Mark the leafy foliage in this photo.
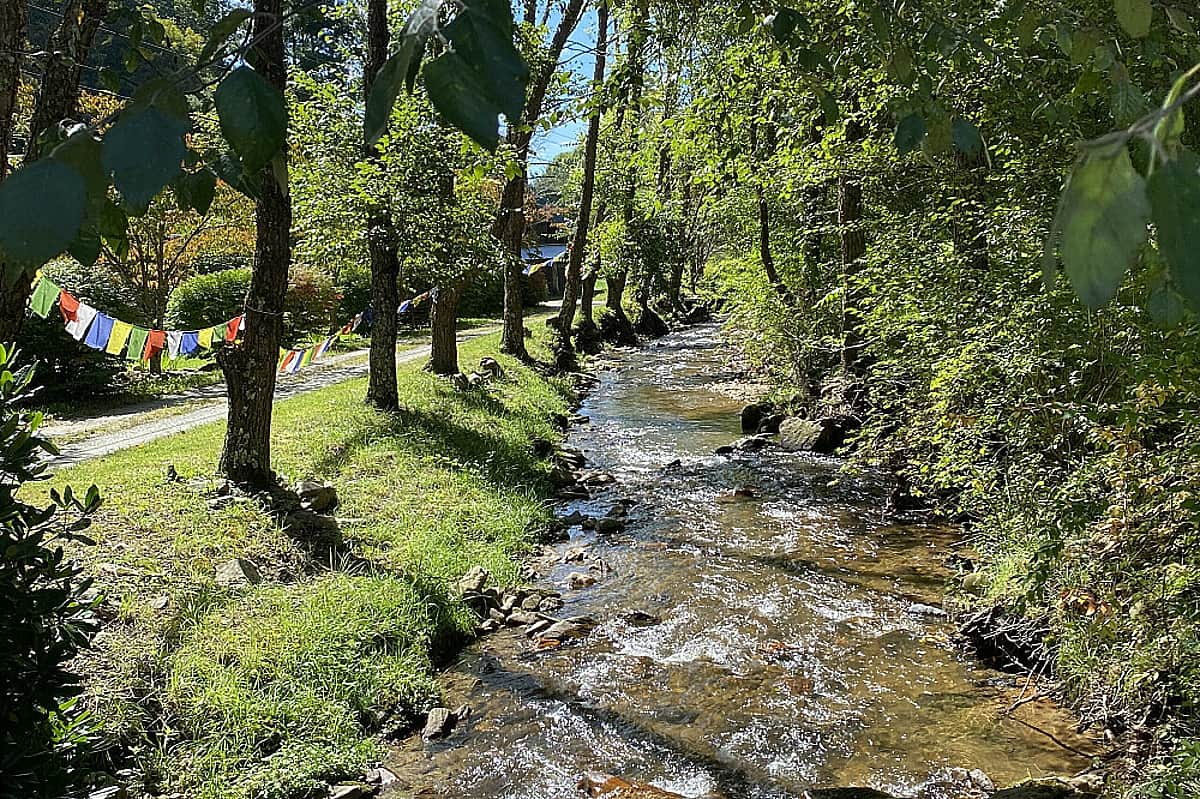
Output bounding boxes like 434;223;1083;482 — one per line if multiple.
0;345;102;798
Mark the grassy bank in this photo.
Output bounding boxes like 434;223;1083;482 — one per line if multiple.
45;332;572;799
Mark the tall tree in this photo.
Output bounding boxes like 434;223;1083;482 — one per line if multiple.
0;0;108;341
603;0;648;343
838;117;865;376
363;0;400;411
496;0;586;359
553;0;609;358
216;0;291;487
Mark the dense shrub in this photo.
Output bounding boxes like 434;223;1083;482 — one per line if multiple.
335;263;371;324
285;265;340;340
165;268;251;331
190;253;251;275
0;345;102;798
168;266;342;343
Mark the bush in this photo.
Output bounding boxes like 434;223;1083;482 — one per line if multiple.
190;253;251;275
0;345;102;797
165;268;251;331
23;259;144;400
335;263;371;325
168;267;340;344
285;265;340;340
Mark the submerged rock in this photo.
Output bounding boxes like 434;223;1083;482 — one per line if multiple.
740;402;774;434
421;707;457;741
578;772;685;797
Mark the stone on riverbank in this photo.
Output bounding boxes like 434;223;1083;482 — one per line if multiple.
778;417;851;454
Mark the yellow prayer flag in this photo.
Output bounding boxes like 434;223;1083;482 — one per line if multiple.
199;327;215;349
105;320;134;355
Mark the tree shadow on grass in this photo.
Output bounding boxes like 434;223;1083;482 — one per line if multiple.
308;393;553;492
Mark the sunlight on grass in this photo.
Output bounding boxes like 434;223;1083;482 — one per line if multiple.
47;331;572;799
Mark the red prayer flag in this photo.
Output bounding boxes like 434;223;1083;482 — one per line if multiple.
59;291;80;323
143;330;166;360
279;350;297;372
225;315;243;342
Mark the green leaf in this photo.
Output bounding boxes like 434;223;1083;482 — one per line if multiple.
68;225;102;267
1115;0;1152;38
1059;147;1150;308
365;44;422;148
97;198;129;244
1017;10;1040;49
0;160;87;270
1166;7;1196;35
424;51;502;151
173;167;217;215
102;105;189;212
951;118;984;160
1147;279;1189;325
49;130;108;209
198;9;252;65
1154;68;1194;148
210;151;259;199
1147;149;1200;310
894;113;927;154
215;66;287;174
443;1;529;123
771;9;799;44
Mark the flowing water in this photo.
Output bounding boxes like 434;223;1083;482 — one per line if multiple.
387;325;1098;798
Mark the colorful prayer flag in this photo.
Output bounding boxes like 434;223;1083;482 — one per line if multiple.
180;331;200;356
59;291;81;324
166;331;183;359
65;302;98;341
106;320;133;355
83;313;115;351
398;300;413;315
143;330;166;360
198;327;214;350
126;327;149;362
29;277;60;318
225;316;242;342
279;350;297;372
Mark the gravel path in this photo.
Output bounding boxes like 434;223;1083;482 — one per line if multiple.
46;327;499;468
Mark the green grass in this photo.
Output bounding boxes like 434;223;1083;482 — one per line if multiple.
46;331;572;799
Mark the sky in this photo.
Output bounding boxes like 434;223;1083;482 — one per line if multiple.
527;5;603;176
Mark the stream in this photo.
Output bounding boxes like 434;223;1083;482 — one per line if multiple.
387;325;1098;798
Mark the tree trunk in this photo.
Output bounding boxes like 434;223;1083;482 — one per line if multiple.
217;0;290;488
497;160;530;358
605;0;648;337
363;0;400;411
756;185;780;286
839;121;866;376
496;0;587;360
553;0;608;353
0;0;25;185
428;283;462;375
0;0;106;341
365;216;399;408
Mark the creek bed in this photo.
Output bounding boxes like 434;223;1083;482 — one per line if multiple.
387;325;1097;798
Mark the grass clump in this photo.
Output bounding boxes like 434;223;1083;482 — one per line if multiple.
43;332;572;798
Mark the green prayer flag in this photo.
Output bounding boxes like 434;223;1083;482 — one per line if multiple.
126;327;150;362
29;277;60;318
